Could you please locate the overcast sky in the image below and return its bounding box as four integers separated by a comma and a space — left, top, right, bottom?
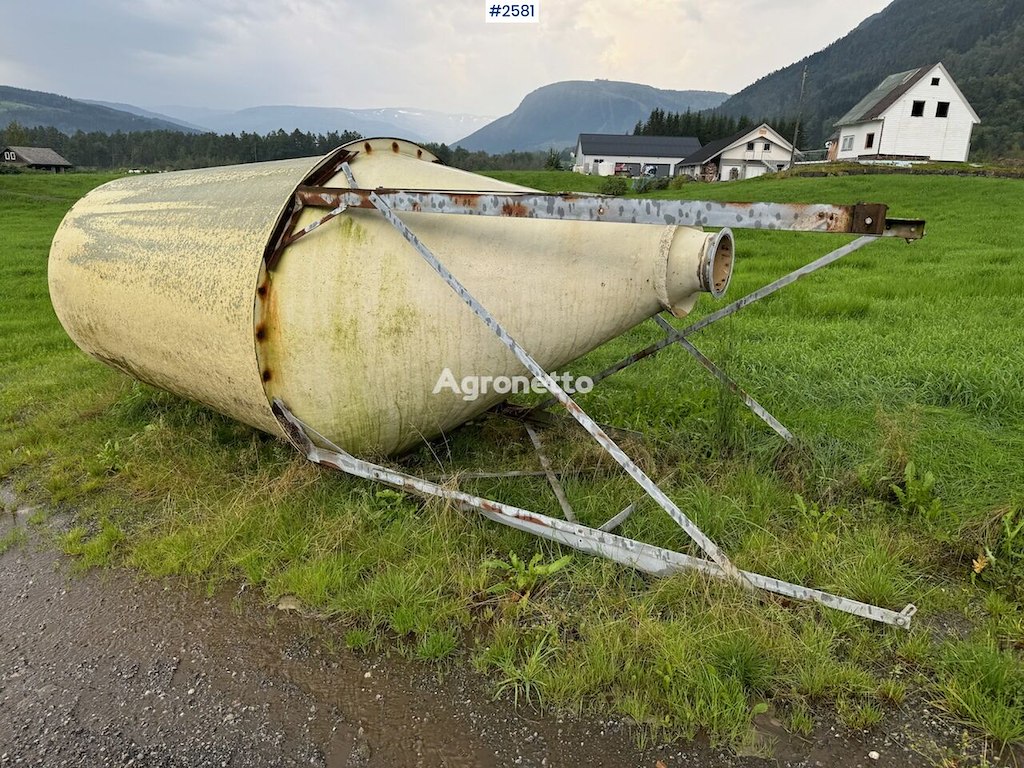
1, 0, 892, 116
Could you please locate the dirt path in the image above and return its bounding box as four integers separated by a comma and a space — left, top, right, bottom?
0, 503, 984, 767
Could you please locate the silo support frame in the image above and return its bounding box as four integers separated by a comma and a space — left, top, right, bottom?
272, 399, 917, 630
362, 188, 746, 584
529, 235, 881, 444
268, 180, 919, 628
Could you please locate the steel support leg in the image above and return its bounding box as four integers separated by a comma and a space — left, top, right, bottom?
268, 187, 917, 629
273, 400, 915, 629
533, 236, 879, 422
651, 315, 795, 443
525, 424, 577, 523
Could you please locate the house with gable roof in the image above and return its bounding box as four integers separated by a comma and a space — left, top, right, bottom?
1, 146, 73, 173
675, 123, 796, 182
832, 63, 979, 162
572, 134, 701, 177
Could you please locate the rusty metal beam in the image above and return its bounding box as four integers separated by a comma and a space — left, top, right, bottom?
262, 148, 359, 269
294, 186, 925, 239
282, 204, 348, 247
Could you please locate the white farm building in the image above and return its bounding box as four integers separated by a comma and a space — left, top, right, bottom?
676, 124, 796, 182
572, 134, 701, 177
832, 62, 980, 162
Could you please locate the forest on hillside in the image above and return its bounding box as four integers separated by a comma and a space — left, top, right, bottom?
716, 0, 1024, 158
0, 123, 560, 172
0, 123, 361, 170
632, 109, 803, 148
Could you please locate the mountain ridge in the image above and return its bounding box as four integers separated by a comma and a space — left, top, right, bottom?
148, 104, 495, 145
0, 85, 200, 134
455, 80, 729, 153
1, 85, 493, 145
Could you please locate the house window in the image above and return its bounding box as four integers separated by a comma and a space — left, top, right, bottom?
865, 133, 875, 149
841, 135, 854, 152
911, 100, 926, 117
936, 101, 950, 118
729, 167, 740, 180
763, 143, 771, 151
931, 77, 940, 86
2, 151, 15, 162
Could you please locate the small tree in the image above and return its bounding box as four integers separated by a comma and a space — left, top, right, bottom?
2, 121, 29, 147
543, 148, 562, 171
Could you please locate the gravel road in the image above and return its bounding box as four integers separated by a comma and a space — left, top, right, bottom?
0, 495, 993, 767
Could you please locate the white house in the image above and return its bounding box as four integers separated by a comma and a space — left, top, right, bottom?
572, 134, 701, 177
676, 124, 796, 182
833, 63, 980, 162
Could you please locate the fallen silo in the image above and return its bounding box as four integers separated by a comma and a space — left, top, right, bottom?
49, 137, 733, 456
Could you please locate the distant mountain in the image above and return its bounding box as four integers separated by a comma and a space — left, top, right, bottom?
454, 80, 730, 153
79, 100, 207, 132
716, 0, 1024, 157
0, 85, 492, 145
0, 86, 198, 134
361, 108, 496, 145
150, 104, 495, 144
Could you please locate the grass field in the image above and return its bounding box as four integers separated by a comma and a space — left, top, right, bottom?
2, 168, 1023, 754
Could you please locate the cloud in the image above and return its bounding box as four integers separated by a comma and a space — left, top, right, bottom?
0, 0, 893, 115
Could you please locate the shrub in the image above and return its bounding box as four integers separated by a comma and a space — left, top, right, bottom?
634, 176, 669, 192
599, 176, 629, 195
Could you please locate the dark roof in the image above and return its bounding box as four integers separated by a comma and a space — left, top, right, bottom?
678, 124, 797, 166
835, 66, 932, 126
577, 134, 701, 159
5, 146, 73, 166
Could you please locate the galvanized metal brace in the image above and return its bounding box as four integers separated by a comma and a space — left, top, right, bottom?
294, 187, 926, 240
272, 399, 916, 630
268, 170, 923, 629
651, 314, 795, 444
531, 236, 881, 429
363, 188, 747, 584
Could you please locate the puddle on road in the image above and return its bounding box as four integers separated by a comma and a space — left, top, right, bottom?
0, 510, 657, 767
0, 483, 39, 538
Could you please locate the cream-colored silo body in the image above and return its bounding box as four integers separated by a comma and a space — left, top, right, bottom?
49, 138, 732, 456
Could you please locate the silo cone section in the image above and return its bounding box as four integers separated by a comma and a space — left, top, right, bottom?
50, 137, 734, 457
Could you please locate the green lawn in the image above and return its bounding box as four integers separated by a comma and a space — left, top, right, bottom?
481, 168, 610, 193
2, 168, 1023, 754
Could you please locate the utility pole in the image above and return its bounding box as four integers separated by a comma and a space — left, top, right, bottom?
790, 65, 808, 170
